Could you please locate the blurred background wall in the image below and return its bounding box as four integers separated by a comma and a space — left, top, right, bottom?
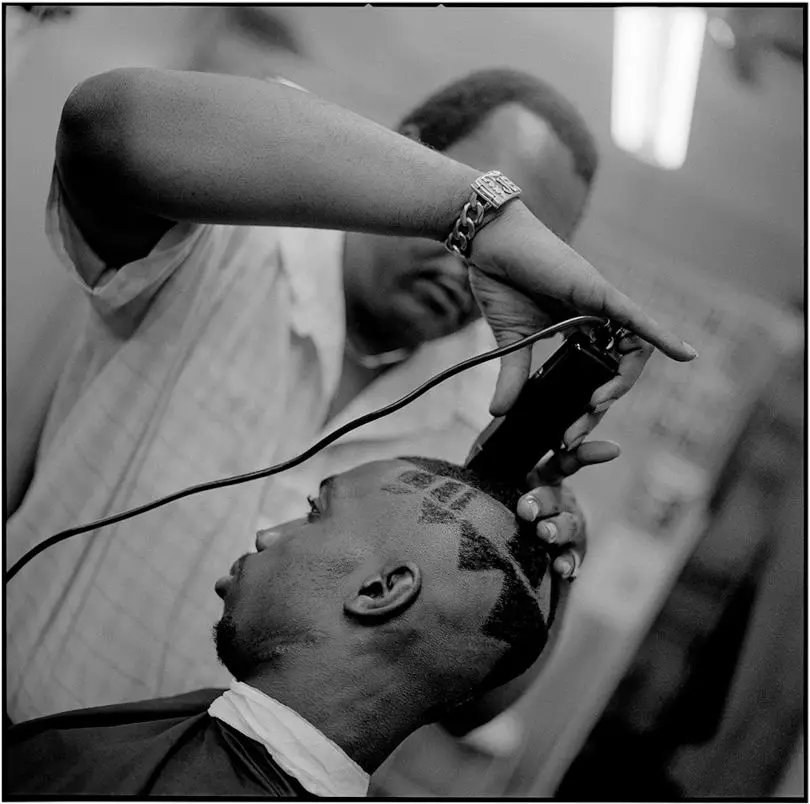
5, 5, 804, 798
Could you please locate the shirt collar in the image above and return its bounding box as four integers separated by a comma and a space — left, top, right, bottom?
208, 680, 369, 798
274, 226, 498, 442
275, 226, 347, 402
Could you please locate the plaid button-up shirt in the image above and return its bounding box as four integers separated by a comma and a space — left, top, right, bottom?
6, 175, 497, 722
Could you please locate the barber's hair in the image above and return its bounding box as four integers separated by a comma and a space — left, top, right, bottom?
400, 456, 559, 696
399, 67, 598, 185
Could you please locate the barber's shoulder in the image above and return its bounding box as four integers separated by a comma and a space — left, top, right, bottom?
55, 69, 174, 270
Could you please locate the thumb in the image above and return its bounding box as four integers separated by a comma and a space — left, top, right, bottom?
490, 342, 532, 417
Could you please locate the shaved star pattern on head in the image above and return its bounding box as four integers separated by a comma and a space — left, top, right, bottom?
382, 469, 548, 629
430, 480, 464, 503
386, 457, 561, 695
449, 489, 476, 512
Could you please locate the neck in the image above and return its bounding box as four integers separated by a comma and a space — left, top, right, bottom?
324, 345, 383, 425
245, 648, 429, 772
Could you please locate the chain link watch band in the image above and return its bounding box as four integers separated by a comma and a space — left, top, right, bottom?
444, 170, 522, 259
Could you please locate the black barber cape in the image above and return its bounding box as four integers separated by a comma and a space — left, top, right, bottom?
4, 688, 314, 797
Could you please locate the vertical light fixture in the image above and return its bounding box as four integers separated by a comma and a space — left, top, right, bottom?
611, 7, 708, 170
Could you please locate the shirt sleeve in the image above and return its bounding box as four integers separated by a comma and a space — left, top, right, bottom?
44, 170, 211, 316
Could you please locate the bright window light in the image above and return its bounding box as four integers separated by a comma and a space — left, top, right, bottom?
611, 7, 707, 170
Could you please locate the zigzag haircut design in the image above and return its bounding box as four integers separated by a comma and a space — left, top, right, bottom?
386, 457, 559, 693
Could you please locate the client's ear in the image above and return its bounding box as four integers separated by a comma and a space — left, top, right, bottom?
344, 562, 422, 621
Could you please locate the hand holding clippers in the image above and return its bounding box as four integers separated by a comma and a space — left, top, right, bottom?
465, 321, 623, 487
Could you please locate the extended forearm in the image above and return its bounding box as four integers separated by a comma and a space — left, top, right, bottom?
58, 68, 479, 239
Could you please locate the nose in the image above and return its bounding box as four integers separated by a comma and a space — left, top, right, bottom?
255, 528, 280, 551
255, 517, 308, 551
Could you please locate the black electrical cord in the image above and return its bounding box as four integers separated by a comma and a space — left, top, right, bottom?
6, 316, 606, 582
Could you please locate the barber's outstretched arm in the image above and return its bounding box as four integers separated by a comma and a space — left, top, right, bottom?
57, 68, 696, 415
56, 68, 483, 265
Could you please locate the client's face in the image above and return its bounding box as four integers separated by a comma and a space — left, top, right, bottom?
213, 459, 515, 681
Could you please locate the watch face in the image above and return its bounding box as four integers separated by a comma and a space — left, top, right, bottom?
473, 171, 522, 208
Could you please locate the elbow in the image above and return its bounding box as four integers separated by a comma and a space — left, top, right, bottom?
56, 68, 150, 185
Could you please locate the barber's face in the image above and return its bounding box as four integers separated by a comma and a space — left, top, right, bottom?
213, 459, 510, 681
342, 104, 589, 354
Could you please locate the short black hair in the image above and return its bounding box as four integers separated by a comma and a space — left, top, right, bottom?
400, 456, 559, 695
399, 67, 598, 185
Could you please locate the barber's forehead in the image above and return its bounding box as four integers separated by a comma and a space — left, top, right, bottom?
443, 103, 559, 167
479, 102, 557, 144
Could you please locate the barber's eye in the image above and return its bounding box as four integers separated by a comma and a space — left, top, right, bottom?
306, 495, 321, 522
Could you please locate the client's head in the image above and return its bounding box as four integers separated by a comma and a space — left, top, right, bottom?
213, 457, 557, 725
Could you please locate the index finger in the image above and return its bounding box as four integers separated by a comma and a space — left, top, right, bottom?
599, 283, 698, 363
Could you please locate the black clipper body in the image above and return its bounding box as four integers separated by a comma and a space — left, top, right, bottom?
465, 325, 620, 487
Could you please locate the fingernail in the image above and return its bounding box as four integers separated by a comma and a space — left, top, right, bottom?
592, 400, 612, 416
682, 341, 699, 359
518, 497, 539, 521
542, 522, 558, 543
558, 559, 573, 577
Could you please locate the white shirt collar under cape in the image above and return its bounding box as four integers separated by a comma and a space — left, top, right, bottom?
208, 680, 369, 798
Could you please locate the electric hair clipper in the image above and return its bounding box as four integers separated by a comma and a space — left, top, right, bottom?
465, 321, 622, 487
